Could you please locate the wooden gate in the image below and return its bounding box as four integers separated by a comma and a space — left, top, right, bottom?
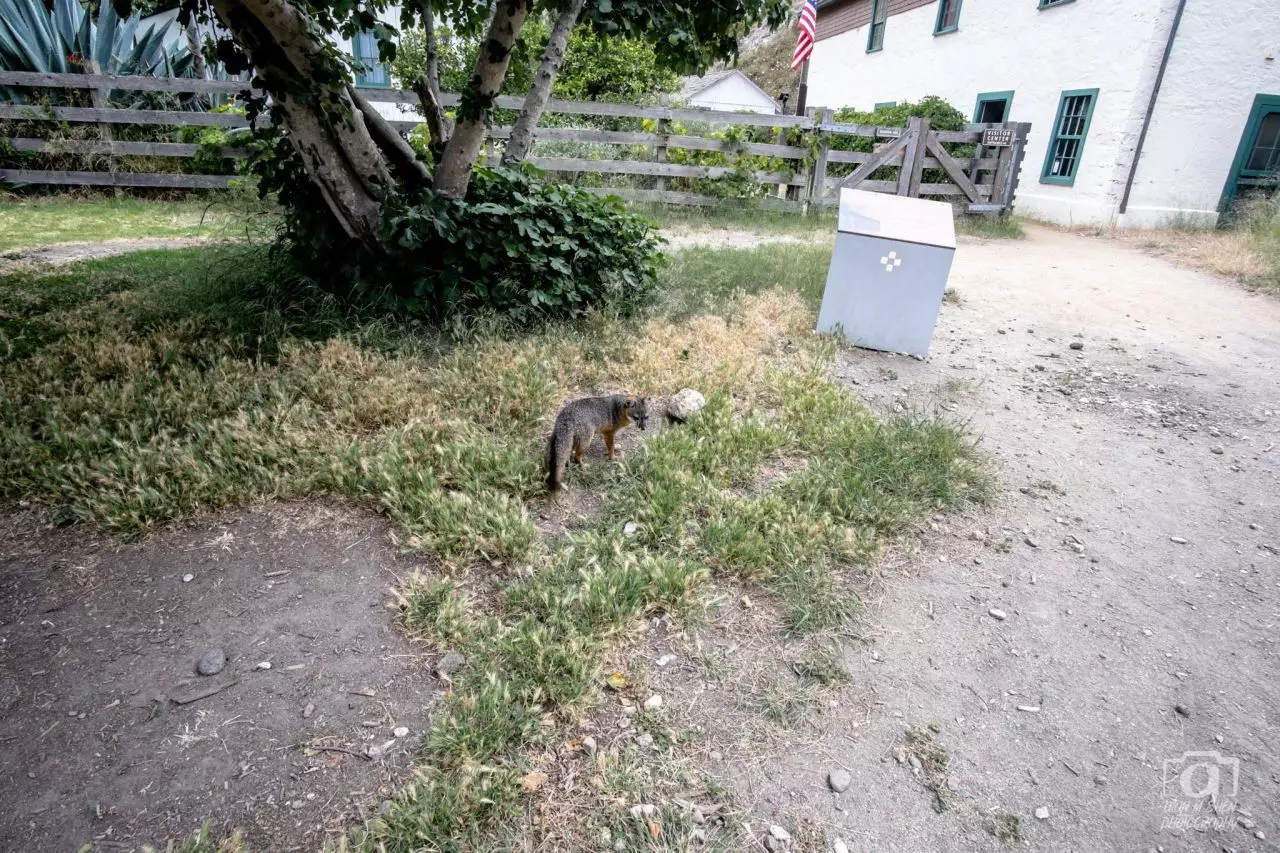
809, 113, 1031, 213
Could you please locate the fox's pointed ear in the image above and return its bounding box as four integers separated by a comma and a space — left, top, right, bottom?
625, 395, 637, 405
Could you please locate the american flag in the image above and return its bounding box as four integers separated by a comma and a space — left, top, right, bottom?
791, 0, 818, 70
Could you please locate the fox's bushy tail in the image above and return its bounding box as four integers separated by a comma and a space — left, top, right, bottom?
547, 427, 572, 492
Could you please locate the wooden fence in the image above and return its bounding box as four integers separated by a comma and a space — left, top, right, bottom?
0, 71, 1031, 213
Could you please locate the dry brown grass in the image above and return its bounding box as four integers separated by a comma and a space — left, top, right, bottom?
1114, 226, 1269, 281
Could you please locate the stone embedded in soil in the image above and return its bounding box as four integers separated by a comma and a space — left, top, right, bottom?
436, 651, 466, 678
1210, 445, 1225, 455
622, 522, 638, 537
667, 388, 707, 422
988, 608, 1007, 620
393, 726, 409, 738
195, 648, 226, 676
643, 694, 663, 711
1170, 536, 1188, 544
1070, 341, 1084, 350
834, 841, 850, 853
1024, 536, 1040, 548
636, 733, 654, 749
629, 804, 656, 819
582, 736, 597, 755
1035, 806, 1049, 820
828, 769, 852, 793
656, 654, 675, 667
255, 661, 271, 670
908, 754, 923, 773
764, 825, 792, 851
1175, 703, 1191, 717
182, 573, 194, 583
302, 702, 315, 718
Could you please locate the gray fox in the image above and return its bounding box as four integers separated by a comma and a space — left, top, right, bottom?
547, 394, 649, 493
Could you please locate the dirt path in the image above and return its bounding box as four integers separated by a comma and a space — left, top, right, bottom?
0, 502, 437, 852
0, 237, 213, 271
702, 224, 1280, 851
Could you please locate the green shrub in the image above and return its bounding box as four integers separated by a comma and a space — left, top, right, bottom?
250, 133, 662, 322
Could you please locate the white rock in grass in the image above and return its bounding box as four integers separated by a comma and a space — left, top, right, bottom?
667, 388, 707, 423
643, 694, 663, 711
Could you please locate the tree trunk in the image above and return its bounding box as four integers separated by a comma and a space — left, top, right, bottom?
412, 3, 451, 151
209, 0, 392, 247
432, 0, 529, 198
349, 85, 432, 189
502, 0, 584, 166
424, 3, 440, 103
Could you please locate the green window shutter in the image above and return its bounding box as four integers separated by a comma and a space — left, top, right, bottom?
1040, 88, 1099, 186
867, 0, 888, 52
935, 0, 963, 34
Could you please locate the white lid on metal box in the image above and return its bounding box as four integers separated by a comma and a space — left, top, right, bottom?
835, 188, 957, 250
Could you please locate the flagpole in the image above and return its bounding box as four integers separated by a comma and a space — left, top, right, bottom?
795, 58, 810, 116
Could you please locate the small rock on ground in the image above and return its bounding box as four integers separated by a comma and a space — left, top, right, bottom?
1175, 703, 1191, 717
643, 694, 663, 710
393, 726, 409, 738
195, 648, 226, 676
834, 842, 850, 853
988, 608, 1007, 620
436, 651, 466, 678
828, 768, 852, 793
582, 736, 597, 755
636, 733, 654, 749
667, 388, 707, 423
1035, 806, 1050, 820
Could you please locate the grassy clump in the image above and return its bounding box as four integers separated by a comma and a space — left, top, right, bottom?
0, 239, 991, 850
956, 214, 1025, 240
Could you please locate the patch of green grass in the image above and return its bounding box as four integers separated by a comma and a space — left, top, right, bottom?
643, 203, 836, 238
0, 195, 257, 250
1240, 191, 1280, 296
656, 243, 833, 317
0, 241, 992, 851
904, 725, 952, 813
942, 287, 962, 305
791, 646, 851, 686
760, 681, 820, 727
956, 214, 1025, 240
989, 813, 1023, 844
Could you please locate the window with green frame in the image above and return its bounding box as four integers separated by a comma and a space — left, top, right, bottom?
352, 30, 390, 88
1041, 88, 1098, 185
935, 0, 962, 34
867, 0, 888, 51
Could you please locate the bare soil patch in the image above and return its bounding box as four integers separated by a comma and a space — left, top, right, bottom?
0, 501, 437, 852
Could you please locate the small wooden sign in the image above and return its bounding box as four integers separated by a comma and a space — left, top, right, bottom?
981, 128, 1014, 147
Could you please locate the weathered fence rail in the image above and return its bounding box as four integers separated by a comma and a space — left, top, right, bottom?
0, 71, 1031, 212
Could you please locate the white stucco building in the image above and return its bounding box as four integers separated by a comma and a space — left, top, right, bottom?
808, 0, 1280, 227
681, 70, 781, 114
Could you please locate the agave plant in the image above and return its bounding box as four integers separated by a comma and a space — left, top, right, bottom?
0, 0, 196, 98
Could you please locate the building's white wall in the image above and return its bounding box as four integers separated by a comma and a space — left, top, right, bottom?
690, 75, 778, 114
808, 0, 1180, 226
1120, 1, 1280, 227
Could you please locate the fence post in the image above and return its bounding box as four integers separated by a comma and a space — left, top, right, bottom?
85, 63, 119, 193
806, 107, 833, 213
897, 116, 928, 197
995, 121, 1032, 213
654, 117, 669, 192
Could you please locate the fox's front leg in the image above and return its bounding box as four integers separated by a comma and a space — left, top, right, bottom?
602, 429, 616, 461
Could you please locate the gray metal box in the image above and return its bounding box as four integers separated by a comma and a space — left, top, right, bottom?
815, 188, 956, 357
